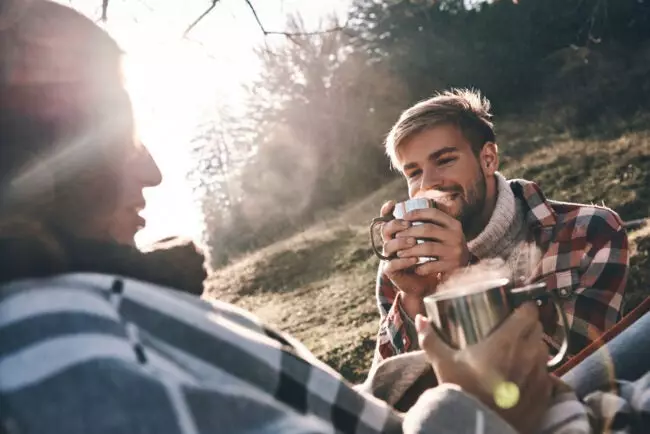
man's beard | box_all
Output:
[456,170,488,237]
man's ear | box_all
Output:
[480,142,499,175]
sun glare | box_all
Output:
[56,0,349,250]
[114,29,219,248]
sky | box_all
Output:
[57,0,350,247]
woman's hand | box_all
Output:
[416,302,553,434]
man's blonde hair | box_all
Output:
[385,88,495,169]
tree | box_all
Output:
[193,13,409,263]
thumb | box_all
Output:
[416,314,454,365]
[380,200,396,217]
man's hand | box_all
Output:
[379,201,440,316]
[416,303,553,434]
[378,200,470,317]
[395,205,470,278]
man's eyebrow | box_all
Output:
[402,146,459,171]
[429,146,458,160]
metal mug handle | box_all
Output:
[508,282,571,369]
[369,215,394,261]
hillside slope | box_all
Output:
[205,123,650,383]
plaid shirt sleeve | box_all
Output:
[544,208,629,356]
[373,264,417,364]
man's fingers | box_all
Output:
[404,207,460,230]
[383,237,418,256]
[383,257,418,274]
[380,200,396,217]
[394,222,448,242]
[416,314,454,364]
[396,241,445,259]
[412,259,454,276]
[381,219,411,242]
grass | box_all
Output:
[205,119,650,384]
[206,205,396,382]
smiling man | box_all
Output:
[373,88,630,365]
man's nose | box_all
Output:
[135,144,163,187]
[420,168,443,191]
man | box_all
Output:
[373,89,629,365]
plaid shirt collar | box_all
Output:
[508,176,558,229]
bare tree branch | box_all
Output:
[243,0,267,34]
[183,0,346,39]
[264,26,348,37]
[99,0,346,42]
[184,0,222,37]
[243,0,346,37]
[101,0,109,22]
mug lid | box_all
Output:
[424,277,510,302]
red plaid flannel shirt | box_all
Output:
[374,178,630,362]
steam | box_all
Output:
[437,258,511,294]
[438,241,544,293]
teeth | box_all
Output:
[434,195,455,201]
[430,192,455,199]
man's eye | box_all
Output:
[407,170,422,179]
[438,157,457,165]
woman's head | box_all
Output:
[0,0,161,246]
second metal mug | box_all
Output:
[423,277,570,369]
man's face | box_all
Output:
[396,124,488,232]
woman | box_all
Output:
[0,0,207,294]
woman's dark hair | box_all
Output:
[0,0,130,229]
[0,2,210,293]
[0,1,132,279]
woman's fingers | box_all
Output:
[496,302,540,343]
[416,314,455,364]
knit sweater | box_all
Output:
[468,172,531,282]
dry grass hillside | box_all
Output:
[205,118,650,383]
